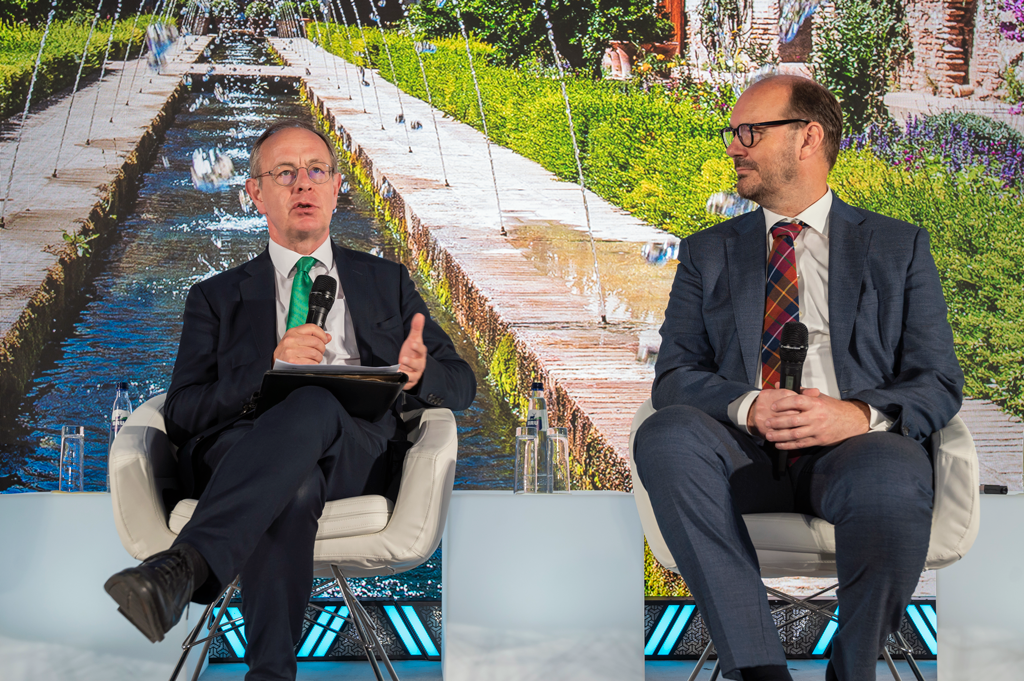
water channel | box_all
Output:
[0,36,518,511]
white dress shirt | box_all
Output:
[727,189,893,435]
[268,238,361,365]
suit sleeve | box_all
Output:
[163,282,259,447]
[395,264,476,412]
[847,228,963,442]
[651,239,757,421]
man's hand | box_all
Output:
[273,324,331,365]
[747,387,800,438]
[762,388,871,450]
[399,313,427,390]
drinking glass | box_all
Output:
[59,426,85,492]
[514,426,538,494]
[547,427,571,493]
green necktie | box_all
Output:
[286,256,317,330]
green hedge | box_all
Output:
[317,26,1024,421]
[0,16,156,122]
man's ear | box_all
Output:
[800,121,825,162]
[245,178,266,215]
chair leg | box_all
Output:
[893,631,926,681]
[166,578,240,681]
[881,646,903,681]
[686,641,715,681]
[330,565,400,681]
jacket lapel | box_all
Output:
[726,209,768,386]
[827,197,870,388]
[239,249,277,361]
[332,243,375,365]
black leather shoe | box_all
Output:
[104,545,206,643]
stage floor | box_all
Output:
[198,659,937,680]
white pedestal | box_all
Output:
[0,492,205,681]
[441,490,644,681]
[937,493,1024,680]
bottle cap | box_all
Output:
[117,381,129,390]
[531,382,543,391]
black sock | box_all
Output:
[740,665,793,681]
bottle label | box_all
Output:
[526,412,547,432]
[111,409,130,428]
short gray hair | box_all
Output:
[249,118,338,178]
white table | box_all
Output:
[441,490,645,681]
[0,493,205,681]
[937,493,1024,680]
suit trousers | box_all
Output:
[633,405,933,681]
[174,386,390,681]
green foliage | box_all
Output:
[644,540,689,597]
[62,229,98,257]
[245,0,272,20]
[0,16,154,121]
[1000,53,1024,106]
[407,0,672,74]
[318,27,734,236]
[208,0,237,19]
[812,0,911,134]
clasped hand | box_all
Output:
[272,313,428,390]
[747,387,871,450]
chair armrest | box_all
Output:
[925,414,981,569]
[109,394,179,561]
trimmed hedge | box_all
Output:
[0,16,155,122]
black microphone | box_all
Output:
[305,275,337,330]
[773,321,808,479]
[778,322,808,392]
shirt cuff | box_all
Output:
[728,390,761,436]
[867,404,894,432]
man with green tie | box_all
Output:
[104,119,476,681]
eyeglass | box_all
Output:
[253,162,335,186]
[719,119,810,148]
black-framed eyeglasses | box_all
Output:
[253,162,335,186]
[719,119,810,148]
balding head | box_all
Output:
[742,75,843,168]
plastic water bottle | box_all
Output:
[108,382,132,489]
[525,382,551,493]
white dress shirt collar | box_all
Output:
[267,237,335,278]
[762,188,833,238]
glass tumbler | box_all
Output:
[514,426,538,494]
[59,425,85,492]
[547,427,571,493]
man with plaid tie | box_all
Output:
[104,119,475,680]
[633,76,963,680]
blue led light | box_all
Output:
[384,605,421,656]
[298,607,336,658]
[812,606,839,656]
[658,604,694,656]
[222,608,247,658]
[905,605,937,655]
[401,605,440,657]
[313,606,349,658]
[920,604,937,634]
[644,604,679,656]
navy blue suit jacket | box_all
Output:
[652,196,963,443]
[164,241,476,455]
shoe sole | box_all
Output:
[104,572,167,644]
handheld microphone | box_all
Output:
[778,322,808,392]
[773,322,808,479]
[306,275,337,330]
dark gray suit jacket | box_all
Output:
[164,242,476,491]
[652,196,963,443]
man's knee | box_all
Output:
[634,404,721,475]
[825,432,933,520]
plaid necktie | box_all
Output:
[286,256,317,330]
[761,221,805,389]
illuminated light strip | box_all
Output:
[905,605,937,655]
[298,606,336,658]
[401,605,440,657]
[658,604,695,656]
[644,604,680,656]
[812,606,839,656]
[221,607,246,658]
[313,606,350,658]
[384,605,421,656]
[920,604,937,634]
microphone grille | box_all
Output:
[779,322,808,363]
[309,275,337,310]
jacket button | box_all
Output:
[902,426,910,436]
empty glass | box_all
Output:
[547,427,571,493]
[59,426,85,492]
[514,426,538,494]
